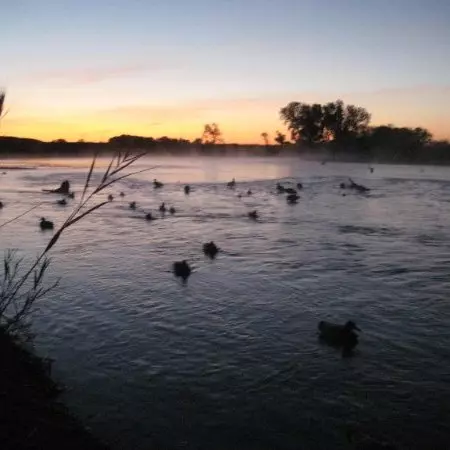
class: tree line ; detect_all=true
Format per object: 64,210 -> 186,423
276,99 -> 448,162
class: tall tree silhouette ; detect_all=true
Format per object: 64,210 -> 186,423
280,100 -> 370,145
201,123 -> 223,144
274,131 -> 287,145
261,132 -> 269,146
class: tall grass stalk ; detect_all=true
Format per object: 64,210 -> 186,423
0,149 -> 152,334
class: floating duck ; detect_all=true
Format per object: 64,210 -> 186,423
145,212 -> 155,221
227,178 -> 236,189
203,241 -> 219,259
184,185 -> 190,195
284,187 -> 297,195
173,260 -> 192,282
169,206 -> 176,215
40,217 -> 54,230
43,180 -> 70,195
318,320 -> 360,351
276,183 -> 286,193
129,201 -> 136,210
68,192 -> 75,199
247,189 -> 252,196
153,179 -> 164,189
297,182 -> 303,190
108,194 -> 114,202
287,193 -> 299,204
57,198 -> 67,206
348,178 -> 370,193
119,191 -> 125,197
159,202 -> 166,213
248,210 -> 258,220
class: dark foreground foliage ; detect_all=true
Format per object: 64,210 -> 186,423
0,327 -> 108,449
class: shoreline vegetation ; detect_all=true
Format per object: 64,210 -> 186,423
1,98 -> 449,165
0,145 -> 147,448
0,328 -> 108,449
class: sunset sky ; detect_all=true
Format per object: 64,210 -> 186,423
1,0 -> 449,143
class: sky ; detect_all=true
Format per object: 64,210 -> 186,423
1,0 -> 449,143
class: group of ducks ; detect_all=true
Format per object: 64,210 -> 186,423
35,178 -> 363,355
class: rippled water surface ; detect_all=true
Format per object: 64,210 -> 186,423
1,157 -> 450,449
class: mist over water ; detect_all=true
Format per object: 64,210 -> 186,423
1,157 -> 450,449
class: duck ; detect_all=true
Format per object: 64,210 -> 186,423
203,241 -> 219,259
276,183 -> 286,193
173,260 -> 192,282
68,192 -> 75,199
40,217 -> 54,230
43,180 -> 70,195
248,210 -> 258,220
129,201 -> 136,210
57,198 -> 67,206
108,194 -> 114,202
169,206 -> 176,215
153,179 -> 164,189
286,193 -> 299,204
318,320 -> 360,351
119,191 -> 125,197
145,212 -> 155,221
247,189 -> 252,196
184,185 -> 190,195
227,178 -> 236,189
284,187 -> 297,195
296,182 -> 303,190
348,178 -> 370,193
159,202 -> 166,213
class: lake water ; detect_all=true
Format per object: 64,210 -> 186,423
1,156 -> 449,449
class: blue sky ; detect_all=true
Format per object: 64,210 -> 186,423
1,0 -> 449,142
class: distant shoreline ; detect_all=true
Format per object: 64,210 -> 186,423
2,134 -> 450,166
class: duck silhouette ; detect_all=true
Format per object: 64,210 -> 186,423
119,191 -> 125,197
57,198 -> 67,206
129,201 -> 136,210
145,212 -> 155,221
173,260 -> 192,283
184,185 -> 190,195
227,178 -> 236,189
43,180 -> 70,195
40,217 -> 54,230
276,183 -> 286,193
296,182 -> 303,190
203,241 -> 219,259
286,193 -> 299,204
153,179 -> 164,189
318,320 -> 360,354
169,206 -> 176,215
108,194 -> 114,202
248,210 -> 258,220
159,202 -> 166,213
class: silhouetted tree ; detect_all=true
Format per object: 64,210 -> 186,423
261,132 -> 269,146
201,123 -> 223,145
280,100 -> 370,146
274,131 -> 287,146
366,125 -> 431,161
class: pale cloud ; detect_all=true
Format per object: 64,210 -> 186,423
22,62 -> 179,85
